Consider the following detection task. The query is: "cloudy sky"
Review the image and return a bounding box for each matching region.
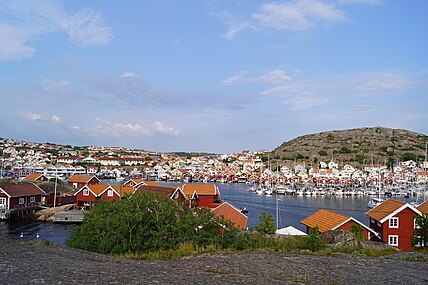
[0,0,427,153]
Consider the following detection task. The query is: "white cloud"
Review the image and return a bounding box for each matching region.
[0,23,36,61]
[68,8,113,46]
[355,72,412,95]
[27,112,42,121]
[252,0,346,31]
[87,118,180,138]
[224,70,292,85]
[0,0,112,61]
[121,72,136,78]
[51,115,61,123]
[337,0,381,5]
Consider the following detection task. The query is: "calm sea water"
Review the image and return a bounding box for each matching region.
[0,181,416,245]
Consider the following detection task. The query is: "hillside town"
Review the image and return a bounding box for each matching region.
[1,137,427,188]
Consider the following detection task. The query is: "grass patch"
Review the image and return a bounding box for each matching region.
[401,255,428,262]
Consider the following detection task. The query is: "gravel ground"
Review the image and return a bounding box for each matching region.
[1,241,427,285]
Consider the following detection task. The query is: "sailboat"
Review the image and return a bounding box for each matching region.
[367,169,384,208]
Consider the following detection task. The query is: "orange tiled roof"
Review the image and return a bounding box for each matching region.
[144,181,160,186]
[180,184,219,197]
[366,199,406,221]
[68,175,98,184]
[112,185,135,196]
[212,202,248,230]
[24,174,43,181]
[300,209,350,233]
[417,200,428,215]
[86,184,111,196]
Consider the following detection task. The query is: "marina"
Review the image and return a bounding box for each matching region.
[0,182,419,245]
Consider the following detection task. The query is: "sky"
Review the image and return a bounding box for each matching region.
[0,0,427,153]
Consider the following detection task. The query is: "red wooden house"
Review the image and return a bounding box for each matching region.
[24,173,49,182]
[211,202,248,230]
[74,184,120,210]
[0,183,46,219]
[67,175,100,189]
[301,209,377,240]
[366,199,422,251]
[175,184,222,209]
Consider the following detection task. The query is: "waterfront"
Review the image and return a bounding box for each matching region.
[0,182,417,245]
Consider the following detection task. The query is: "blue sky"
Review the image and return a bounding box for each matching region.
[0,0,427,153]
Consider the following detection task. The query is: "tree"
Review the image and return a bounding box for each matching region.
[306,227,326,251]
[351,224,366,241]
[413,214,428,249]
[255,212,276,234]
[67,192,230,254]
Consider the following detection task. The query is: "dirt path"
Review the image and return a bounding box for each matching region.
[1,241,427,285]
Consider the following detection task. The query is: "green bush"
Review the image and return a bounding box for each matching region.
[306,228,326,252]
[255,212,277,234]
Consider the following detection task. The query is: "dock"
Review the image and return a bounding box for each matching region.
[52,210,84,223]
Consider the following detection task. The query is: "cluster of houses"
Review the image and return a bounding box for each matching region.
[2,138,428,188]
[0,174,248,231]
[301,199,428,251]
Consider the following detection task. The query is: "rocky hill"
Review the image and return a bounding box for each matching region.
[271,127,428,167]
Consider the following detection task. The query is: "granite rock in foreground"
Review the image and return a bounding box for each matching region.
[1,241,427,285]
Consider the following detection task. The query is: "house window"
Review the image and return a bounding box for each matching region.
[388,235,398,246]
[83,189,89,196]
[0,198,6,205]
[107,190,113,197]
[414,218,421,229]
[389,217,399,228]
[19,197,24,204]
[30,196,35,203]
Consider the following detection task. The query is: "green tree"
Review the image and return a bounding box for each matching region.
[255,212,277,234]
[413,214,428,248]
[306,227,326,251]
[351,224,366,241]
[67,192,233,254]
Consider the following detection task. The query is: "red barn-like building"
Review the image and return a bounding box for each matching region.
[67,175,100,189]
[366,199,422,251]
[211,202,248,230]
[301,209,377,240]
[0,183,46,219]
[74,184,120,210]
[176,184,222,209]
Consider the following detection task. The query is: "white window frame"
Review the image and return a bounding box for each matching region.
[0,197,6,205]
[107,190,113,197]
[30,196,35,203]
[388,235,398,246]
[19,197,24,204]
[414,218,421,229]
[83,189,89,196]
[389,217,399,228]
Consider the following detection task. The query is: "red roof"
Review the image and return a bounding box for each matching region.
[67,175,99,184]
[211,202,248,230]
[0,183,46,197]
[300,209,350,233]
[417,200,428,215]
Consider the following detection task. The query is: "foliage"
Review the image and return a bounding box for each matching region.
[67,192,233,254]
[401,152,417,162]
[318,150,328,156]
[255,212,277,234]
[306,228,326,252]
[350,224,366,241]
[413,214,428,248]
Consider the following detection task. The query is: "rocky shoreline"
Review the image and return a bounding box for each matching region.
[1,241,427,285]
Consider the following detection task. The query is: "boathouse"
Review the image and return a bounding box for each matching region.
[175,184,222,209]
[366,199,421,251]
[301,209,377,240]
[74,184,120,210]
[0,183,46,219]
[67,174,100,189]
[123,178,159,188]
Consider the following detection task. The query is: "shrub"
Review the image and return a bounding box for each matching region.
[255,212,277,234]
[306,228,326,252]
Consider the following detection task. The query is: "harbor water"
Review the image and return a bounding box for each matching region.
[0,182,416,245]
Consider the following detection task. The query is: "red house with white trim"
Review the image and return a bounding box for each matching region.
[67,175,100,189]
[175,184,222,209]
[366,199,422,251]
[0,183,46,219]
[74,184,120,210]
